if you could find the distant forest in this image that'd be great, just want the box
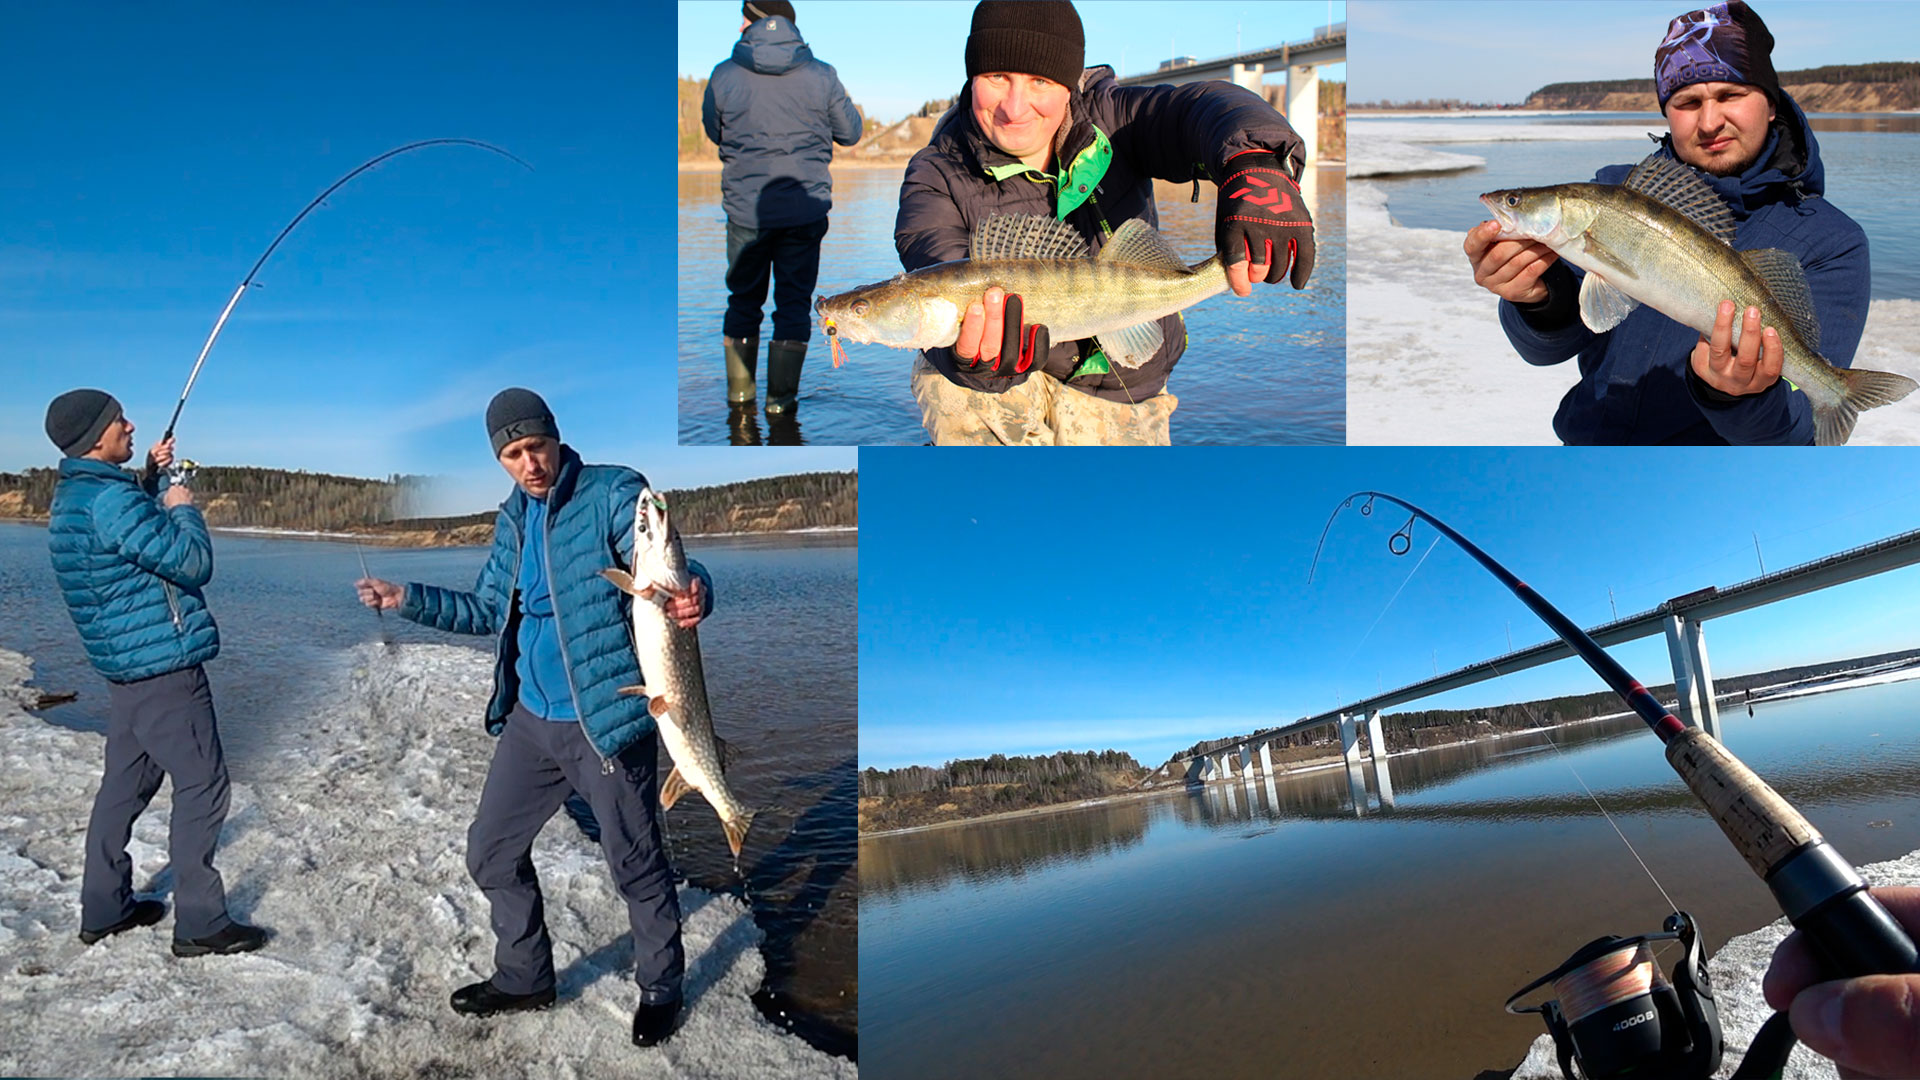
[860,750,1147,832]
[0,466,858,537]
[1534,61,1920,99]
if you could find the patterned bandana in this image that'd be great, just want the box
[1655,1,1780,110]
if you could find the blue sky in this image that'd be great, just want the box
[1,3,853,514]
[860,447,1920,770]
[678,0,1347,123]
[1352,0,1920,106]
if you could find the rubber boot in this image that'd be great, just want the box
[724,335,758,405]
[764,339,806,415]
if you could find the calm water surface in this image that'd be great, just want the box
[0,522,858,1058]
[1362,114,1920,299]
[861,680,1920,1079]
[678,164,1346,445]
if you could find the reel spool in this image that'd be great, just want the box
[1506,911,1722,1080]
[166,459,201,488]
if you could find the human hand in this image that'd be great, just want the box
[147,437,176,472]
[162,485,194,509]
[1763,886,1920,1078]
[1465,220,1559,304]
[666,575,705,630]
[954,287,1049,377]
[355,577,404,612]
[1691,300,1784,397]
[1216,150,1314,292]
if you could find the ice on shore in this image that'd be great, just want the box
[0,646,854,1079]
[1510,847,1920,1080]
[1352,118,1665,144]
[1349,136,1486,179]
[1347,180,1920,445]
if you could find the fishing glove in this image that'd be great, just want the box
[1215,150,1315,289]
[960,292,1051,378]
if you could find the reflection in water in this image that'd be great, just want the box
[860,800,1151,900]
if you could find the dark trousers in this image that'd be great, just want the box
[82,664,233,940]
[724,216,830,342]
[467,705,684,1003]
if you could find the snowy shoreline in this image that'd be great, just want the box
[0,646,854,1078]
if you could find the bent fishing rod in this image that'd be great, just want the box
[162,138,532,446]
[1312,491,1919,982]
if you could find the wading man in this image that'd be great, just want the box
[44,390,268,957]
[704,0,862,435]
[1464,0,1869,444]
[898,0,1315,445]
[354,388,710,1047]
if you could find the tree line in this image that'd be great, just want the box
[860,749,1144,798]
[1533,61,1920,100]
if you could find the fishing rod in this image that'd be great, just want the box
[1311,491,1919,983]
[162,138,533,449]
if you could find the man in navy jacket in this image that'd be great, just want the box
[1464,1,1869,445]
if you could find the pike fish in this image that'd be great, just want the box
[814,214,1234,370]
[1482,152,1915,445]
[601,491,755,860]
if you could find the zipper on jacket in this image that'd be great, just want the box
[163,582,183,630]
[540,498,614,774]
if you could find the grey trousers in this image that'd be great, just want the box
[82,664,233,940]
[468,705,684,1003]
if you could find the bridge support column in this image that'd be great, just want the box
[1214,752,1234,783]
[1287,65,1319,166]
[1664,613,1722,739]
[1258,741,1274,778]
[1229,61,1265,94]
[1339,713,1362,767]
[1365,709,1395,807]
[1239,744,1256,781]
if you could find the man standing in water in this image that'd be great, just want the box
[1464,0,1870,444]
[898,0,1316,445]
[44,389,268,957]
[354,388,711,1047]
[704,0,862,436]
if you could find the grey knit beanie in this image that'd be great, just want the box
[45,389,124,458]
[485,388,559,456]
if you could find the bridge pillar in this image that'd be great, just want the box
[1366,709,1395,807]
[1338,712,1362,767]
[1229,61,1265,94]
[1239,744,1257,781]
[1664,613,1722,739]
[1214,752,1234,782]
[1257,741,1274,778]
[1287,64,1319,166]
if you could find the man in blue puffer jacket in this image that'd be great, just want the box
[44,389,268,958]
[1465,1,1869,444]
[355,388,712,1048]
[704,0,862,422]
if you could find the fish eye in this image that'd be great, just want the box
[852,300,869,316]
[1504,194,1519,208]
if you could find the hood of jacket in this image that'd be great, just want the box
[1656,88,1823,218]
[732,15,811,76]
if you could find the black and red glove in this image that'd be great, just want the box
[1216,150,1315,289]
[958,292,1051,377]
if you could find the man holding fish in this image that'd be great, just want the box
[354,388,712,1047]
[1464,0,1908,445]
[847,0,1316,445]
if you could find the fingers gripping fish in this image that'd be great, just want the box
[600,491,756,861]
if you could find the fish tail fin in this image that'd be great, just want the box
[723,810,756,860]
[1818,365,1919,445]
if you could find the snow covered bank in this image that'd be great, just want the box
[1352,118,1663,144]
[0,646,853,1079]
[1509,848,1920,1079]
[1348,136,1485,178]
[1348,180,1920,445]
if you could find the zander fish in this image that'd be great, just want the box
[814,214,1234,370]
[601,492,754,860]
[1481,152,1915,445]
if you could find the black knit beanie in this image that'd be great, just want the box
[485,388,559,456]
[1655,1,1781,111]
[45,389,124,458]
[744,1,795,24]
[965,0,1085,90]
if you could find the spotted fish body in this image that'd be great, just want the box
[815,214,1233,370]
[1481,152,1915,445]
[600,492,753,860]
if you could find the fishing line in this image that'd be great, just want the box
[1337,533,1441,675]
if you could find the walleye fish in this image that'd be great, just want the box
[814,214,1234,370]
[1482,152,1915,445]
[600,492,754,860]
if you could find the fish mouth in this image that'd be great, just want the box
[1478,193,1518,235]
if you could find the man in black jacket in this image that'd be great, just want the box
[704,0,862,425]
[897,0,1315,444]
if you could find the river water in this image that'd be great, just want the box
[0,521,858,1059]
[860,677,1920,1079]
[1357,113,1920,299]
[677,163,1347,446]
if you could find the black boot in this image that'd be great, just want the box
[632,998,683,1047]
[450,979,557,1017]
[724,334,759,405]
[78,899,166,945]
[171,921,269,958]
[764,339,806,415]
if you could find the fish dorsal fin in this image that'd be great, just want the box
[971,214,1089,261]
[1578,272,1640,333]
[1095,218,1191,275]
[1623,153,1737,245]
[1096,318,1166,369]
[1740,248,1821,352]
